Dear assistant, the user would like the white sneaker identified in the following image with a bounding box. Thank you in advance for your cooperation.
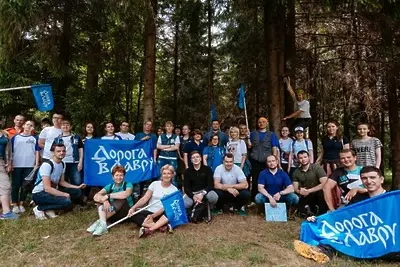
[33,206,47,220]
[45,210,57,219]
[19,206,26,213]
[12,206,20,214]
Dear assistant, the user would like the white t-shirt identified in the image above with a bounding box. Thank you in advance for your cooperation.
[39,127,63,159]
[213,164,246,185]
[11,134,40,167]
[61,135,74,163]
[146,181,178,213]
[279,138,293,164]
[298,100,311,118]
[101,135,121,140]
[116,132,135,140]
[226,139,247,164]
[157,134,180,145]
[32,160,65,194]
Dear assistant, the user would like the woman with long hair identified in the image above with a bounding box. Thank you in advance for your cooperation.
[82,122,96,144]
[315,120,350,176]
[351,123,382,168]
[226,127,248,176]
[101,122,122,140]
[278,126,293,173]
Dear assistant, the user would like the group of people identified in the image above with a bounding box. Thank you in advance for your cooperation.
[0,109,391,263]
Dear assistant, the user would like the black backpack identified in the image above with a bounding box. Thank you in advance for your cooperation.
[189,201,211,223]
[22,160,65,193]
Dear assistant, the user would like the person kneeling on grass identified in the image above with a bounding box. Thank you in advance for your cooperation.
[293,166,394,264]
[87,165,134,236]
[31,142,85,220]
[128,164,178,238]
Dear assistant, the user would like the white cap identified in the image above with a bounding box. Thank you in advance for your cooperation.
[294,126,304,132]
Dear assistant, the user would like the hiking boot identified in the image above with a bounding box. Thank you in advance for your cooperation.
[12,206,20,214]
[0,211,19,220]
[87,220,100,233]
[19,206,26,213]
[236,207,248,217]
[93,221,108,236]
[45,210,58,219]
[33,206,47,220]
[139,227,152,238]
[293,240,330,264]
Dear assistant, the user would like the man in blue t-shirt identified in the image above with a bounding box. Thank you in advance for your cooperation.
[203,120,229,148]
[255,155,299,207]
[134,120,158,160]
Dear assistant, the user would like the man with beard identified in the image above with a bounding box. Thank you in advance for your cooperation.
[255,155,299,208]
[292,150,328,216]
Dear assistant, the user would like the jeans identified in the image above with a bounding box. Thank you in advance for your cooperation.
[183,190,219,209]
[11,167,33,203]
[32,187,82,211]
[255,192,299,206]
[214,189,251,210]
[250,159,266,201]
[65,163,82,186]
[157,158,178,186]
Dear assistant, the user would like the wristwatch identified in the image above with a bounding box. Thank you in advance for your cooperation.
[279,191,283,196]
[201,190,207,196]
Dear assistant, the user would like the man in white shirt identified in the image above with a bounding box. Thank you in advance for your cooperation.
[31,143,85,220]
[38,113,63,160]
[116,121,135,140]
[213,153,250,216]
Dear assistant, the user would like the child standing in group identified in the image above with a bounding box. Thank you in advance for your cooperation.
[11,120,40,213]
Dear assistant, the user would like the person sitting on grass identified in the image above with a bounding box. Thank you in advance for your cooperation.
[293,166,391,264]
[31,142,85,220]
[213,153,250,216]
[86,165,134,236]
[128,164,178,238]
[255,155,299,209]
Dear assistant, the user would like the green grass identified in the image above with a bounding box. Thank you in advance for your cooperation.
[0,207,399,267]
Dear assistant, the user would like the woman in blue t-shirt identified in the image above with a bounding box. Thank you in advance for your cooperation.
[203,134,225,173]
[86,165,134,236]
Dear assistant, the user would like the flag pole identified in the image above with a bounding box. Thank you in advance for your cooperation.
[244,87,249,130]
[107,200,161,229]
[0,85,31,92]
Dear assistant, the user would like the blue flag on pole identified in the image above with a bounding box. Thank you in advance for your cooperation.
[84,139,159,186]
[161,190,188,229]
[31,84,54,111]
[300,190,400,259]
[237,83,245,110]
[210,100,218,121]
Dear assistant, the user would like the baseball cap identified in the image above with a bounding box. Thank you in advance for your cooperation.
[294,126,304,132]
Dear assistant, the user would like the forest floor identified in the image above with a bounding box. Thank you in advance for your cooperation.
[1,205,399,267]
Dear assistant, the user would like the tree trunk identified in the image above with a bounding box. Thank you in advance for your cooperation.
[143,0,157,122]
[207,0,213,115]
[284,0,296,115]
[264,0,282,133]
[173,12,179,123]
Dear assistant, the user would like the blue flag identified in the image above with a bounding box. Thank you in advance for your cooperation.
[31,84,54,111]
[300,190,400,259]
[84,139,159,186]
[161,190,188,229]
[210,100,218,121]
[237,83,245,110]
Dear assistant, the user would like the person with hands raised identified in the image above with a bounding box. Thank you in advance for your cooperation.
[86,165,134,236]
[31,142,85,220]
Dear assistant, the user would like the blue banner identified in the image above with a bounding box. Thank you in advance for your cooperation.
[300,191,400,259]
[31,84,54,111]
[84,139,159,186]
[237,83,245,110]
[161,190,188,229]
